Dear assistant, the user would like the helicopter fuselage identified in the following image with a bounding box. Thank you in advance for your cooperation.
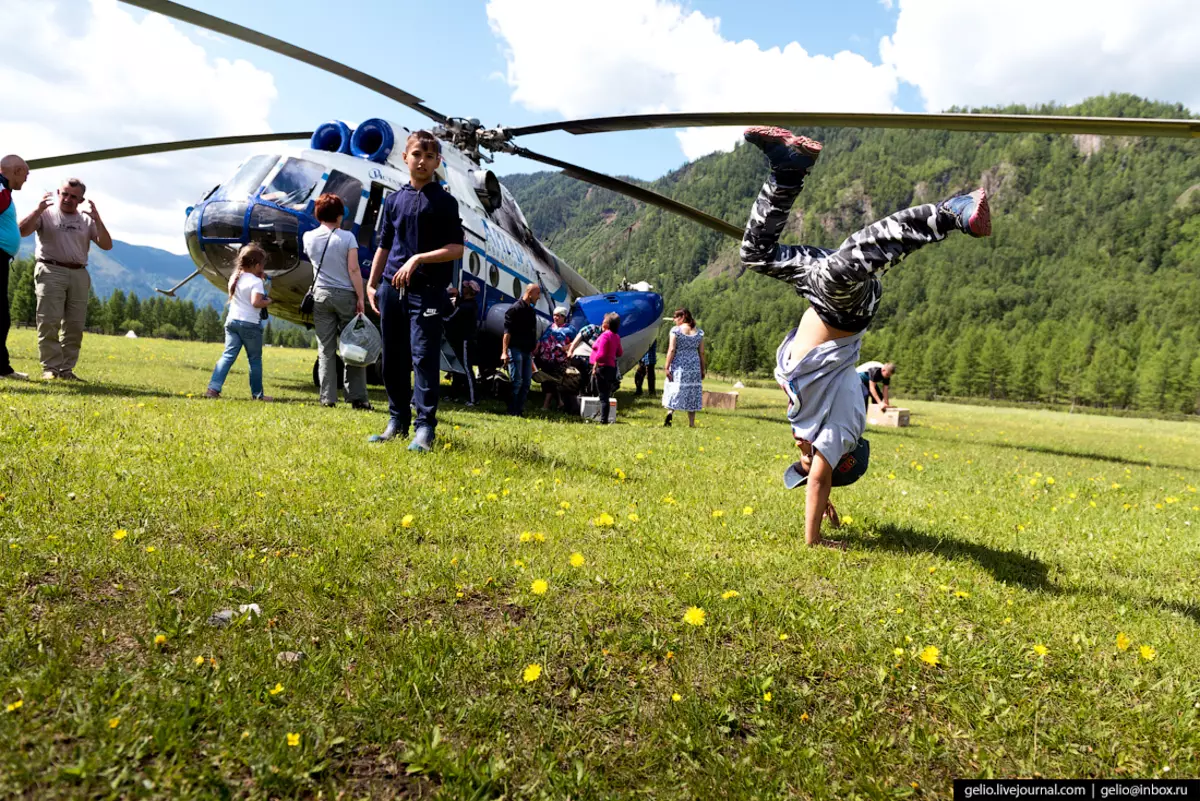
[182,119,662,377]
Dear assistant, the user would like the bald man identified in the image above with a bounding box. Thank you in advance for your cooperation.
[0,155,30,380]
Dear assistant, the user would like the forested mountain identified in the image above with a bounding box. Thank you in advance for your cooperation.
[506,94,1200,414]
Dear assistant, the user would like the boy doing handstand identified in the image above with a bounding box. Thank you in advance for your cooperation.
[740,127,990,549]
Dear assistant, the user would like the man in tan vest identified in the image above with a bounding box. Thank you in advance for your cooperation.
[18,178,112,380]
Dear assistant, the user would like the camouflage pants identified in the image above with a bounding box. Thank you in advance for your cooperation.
[740,170,956,332]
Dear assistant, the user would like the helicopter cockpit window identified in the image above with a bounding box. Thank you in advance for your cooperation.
[220,155,277,201]
[321,170,363,230]
[261,158,324,210]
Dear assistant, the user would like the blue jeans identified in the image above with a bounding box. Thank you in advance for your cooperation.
[208,320,264,397]
[507,348,533,415]
[378,283,445,432]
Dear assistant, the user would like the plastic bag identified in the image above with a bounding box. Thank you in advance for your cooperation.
[338,313,382,367]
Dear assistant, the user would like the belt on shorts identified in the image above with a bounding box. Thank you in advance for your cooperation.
[39,258,87,270]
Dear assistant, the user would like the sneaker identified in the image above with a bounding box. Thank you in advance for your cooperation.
[58,370,84,382]
[940,188,991,238]
[0,370,28,380]
[253,395,274,402]
[351,401,373,411]
[664,413,673,427]
[321,401,336,408]
[744,126,823,174]
[368,419,407,443]
[204,388,221,399]
[407,426,434,453]
[41,371,57,381]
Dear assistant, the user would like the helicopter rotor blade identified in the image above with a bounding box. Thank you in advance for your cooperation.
[508,111,1200,139]
[27,132,312,170]
[121,0,448,125]
[510,146,742,241]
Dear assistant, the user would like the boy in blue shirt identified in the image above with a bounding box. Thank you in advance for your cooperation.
[367,131,464,451]
[0,155,30,380]
[740,126,990,548]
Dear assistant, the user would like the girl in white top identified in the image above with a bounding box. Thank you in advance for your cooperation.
[205,244,274,400]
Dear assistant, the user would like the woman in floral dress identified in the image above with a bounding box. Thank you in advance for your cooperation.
[661,308,706,427]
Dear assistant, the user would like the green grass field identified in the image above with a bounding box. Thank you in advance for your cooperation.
[2,330,1200,799]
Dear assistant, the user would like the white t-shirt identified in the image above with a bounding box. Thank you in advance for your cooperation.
[227,273,265,324]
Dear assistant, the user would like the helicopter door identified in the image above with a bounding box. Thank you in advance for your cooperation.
[356,182,393,274]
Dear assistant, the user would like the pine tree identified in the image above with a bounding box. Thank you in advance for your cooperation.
[86,288,103,329]
[10,268,36,325]
[1135,341,1171,412]
[104,290,127,335]
[195,306,223,342]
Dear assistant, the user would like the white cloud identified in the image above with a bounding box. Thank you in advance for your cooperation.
[0,0,280,253]
[486,0,899,161]
[881,0,1200,113]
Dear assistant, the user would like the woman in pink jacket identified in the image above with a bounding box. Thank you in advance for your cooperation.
[588,312,623,424]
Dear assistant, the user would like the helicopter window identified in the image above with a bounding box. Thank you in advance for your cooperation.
[261,157,324,210]
[468,251,481,276]
[512,276,522,298]
[249,204,301,275]
[200,201,248,241]
[322,170,363,229]
[221,155,277,201]
[488,263,499,288]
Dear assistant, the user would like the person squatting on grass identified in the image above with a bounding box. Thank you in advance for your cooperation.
[205,244,274,401]
[304,192,371,410]
[740,126,990,548]
[589,312,623,424]
[19,177,113,382]
[0,155,30,381]
[367,130,465,450]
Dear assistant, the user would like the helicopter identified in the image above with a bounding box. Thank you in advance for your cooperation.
[26,0,1200,388]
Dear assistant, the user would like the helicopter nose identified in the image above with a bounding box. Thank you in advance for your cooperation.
[185,200,305,277]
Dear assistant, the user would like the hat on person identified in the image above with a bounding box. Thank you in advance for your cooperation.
[553,305,569,317]
[783,438,870,490]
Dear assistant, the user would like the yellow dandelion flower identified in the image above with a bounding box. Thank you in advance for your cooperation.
[613,468,626,481]
[628,513,640,522]
[6,700,23,712]
[671,692,682,702]
[1140,645,1157,662]
[918,646,940,666]
[145,546,156,553]
[662,496,677,505]
[763,692,772,702]
[893,648,905,658]
[1116,632,1131,651]
[519,531,533,543]
[842,515,854,524]
[471,468,481,476]
[108,716,120,729]
[112,529,128,541]
[915,464,924,472]
[401,514,414,528]
[888,473,896,480]
[636,453,646,460]
[533,532,546,542]
[523,663,542,682]
[1046,477,1055,485]
[778,633,789,641]
[514,559,525,568]
[742,506,754,516]
[194,656,206,666]
[954,591,970,599]
[683,606,706,626]
[269,683,284,696]
[287,732,300,747]
[1003,617,1012,624]
[559,501,570,510]
[665,650,674,660]
[800,712,809,722]
[711,510,724,518]
[721,590,739,600]
[1033,644,1048,657]
[154,634,166,646]
[486,493,498,501]
[569,552,585,567]
[593,513,615,527]
[530,579,548,595]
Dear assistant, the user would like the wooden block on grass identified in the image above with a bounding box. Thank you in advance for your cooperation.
[867,404,910,427]
[702,390,739,410]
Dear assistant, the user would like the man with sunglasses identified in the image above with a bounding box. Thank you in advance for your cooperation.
[19,178,112,381]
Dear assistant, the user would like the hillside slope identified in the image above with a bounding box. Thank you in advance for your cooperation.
[508,94,1200,412]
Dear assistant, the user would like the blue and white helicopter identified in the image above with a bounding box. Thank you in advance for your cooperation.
[176,116,664,383]
[30,0,1188,389]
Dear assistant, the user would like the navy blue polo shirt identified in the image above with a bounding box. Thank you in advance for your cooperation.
[379,182,463,292]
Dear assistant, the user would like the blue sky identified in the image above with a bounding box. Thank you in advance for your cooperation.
[130,0,915,181]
